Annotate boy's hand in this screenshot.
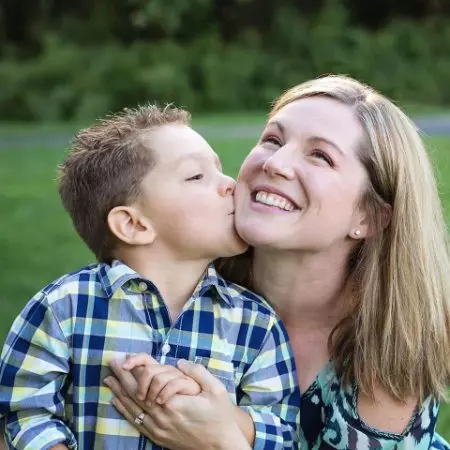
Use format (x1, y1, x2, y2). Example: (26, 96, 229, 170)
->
(121, 353, 201, 406)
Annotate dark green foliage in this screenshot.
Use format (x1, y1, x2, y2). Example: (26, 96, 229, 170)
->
(0, 1, 449, 119)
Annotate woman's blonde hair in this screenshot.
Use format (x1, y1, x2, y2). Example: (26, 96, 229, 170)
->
(220, 75, 450, 403)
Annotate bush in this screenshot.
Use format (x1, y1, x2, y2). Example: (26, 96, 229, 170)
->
(1, 6, 450, 121)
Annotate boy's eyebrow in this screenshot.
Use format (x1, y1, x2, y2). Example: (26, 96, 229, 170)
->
(174, 152, 222, 168)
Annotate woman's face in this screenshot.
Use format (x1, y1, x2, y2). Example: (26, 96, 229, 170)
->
(235, 97, 369, 252)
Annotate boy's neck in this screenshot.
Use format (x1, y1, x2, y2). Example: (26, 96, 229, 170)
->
(116, 247, 211, 321)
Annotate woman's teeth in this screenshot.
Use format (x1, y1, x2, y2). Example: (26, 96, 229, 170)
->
(255, 191, 295, 211)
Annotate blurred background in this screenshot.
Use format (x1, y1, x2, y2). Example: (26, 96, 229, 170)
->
(2, 0, 450, 120)
(0, 0, 450, 438)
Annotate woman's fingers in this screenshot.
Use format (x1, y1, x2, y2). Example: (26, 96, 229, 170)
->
(111, 396, 143, 428)
(106, 368, 249, 450)
(103, 374, 149, 415)
(104, 374, 129, 398)
(177, 360, 227, 395)
(110, 395, 160, 443)
(106, 375, 171, 444)
(108, 359, 139, 398)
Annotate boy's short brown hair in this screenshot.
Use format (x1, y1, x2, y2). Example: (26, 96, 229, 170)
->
(58, 104, 190, 262)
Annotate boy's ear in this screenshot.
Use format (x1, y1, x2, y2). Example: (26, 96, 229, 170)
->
(107, 206, 156, 246)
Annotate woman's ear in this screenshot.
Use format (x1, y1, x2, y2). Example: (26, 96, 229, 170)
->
(349, 202, 392, 240)
(107, 206, 156, 246)
(379, 202, 392, 230)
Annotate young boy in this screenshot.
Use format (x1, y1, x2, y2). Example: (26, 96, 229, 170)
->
(0, 105, 300, 449)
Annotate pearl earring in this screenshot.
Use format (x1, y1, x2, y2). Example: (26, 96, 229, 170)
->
(354, 229, 361, 236)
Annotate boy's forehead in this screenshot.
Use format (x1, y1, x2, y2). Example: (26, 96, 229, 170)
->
(142, 124, 218, 164)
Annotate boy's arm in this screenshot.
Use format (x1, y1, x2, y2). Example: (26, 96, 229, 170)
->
(0, 292, 76, 450)
(233, 406, 256, 447)
(237, 314, 301, 450)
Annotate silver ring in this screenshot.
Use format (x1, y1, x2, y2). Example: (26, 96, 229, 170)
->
(134, 412, 146, 425)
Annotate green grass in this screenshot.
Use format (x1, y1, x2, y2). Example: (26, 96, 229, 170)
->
(0, 112, 267, 136)
(0, 132, 449, 438)
(1, 102, 449, 136)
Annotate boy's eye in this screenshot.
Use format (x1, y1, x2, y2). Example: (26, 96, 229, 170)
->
(186, 174, 204, 181)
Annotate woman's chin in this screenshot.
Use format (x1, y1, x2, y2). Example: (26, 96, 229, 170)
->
(235, 223, 277, 248)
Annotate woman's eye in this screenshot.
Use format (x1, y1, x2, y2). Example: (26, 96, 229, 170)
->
(262, 135, 282, 146)
(312, 150, 333, 166)
(186, 174, 204, 181)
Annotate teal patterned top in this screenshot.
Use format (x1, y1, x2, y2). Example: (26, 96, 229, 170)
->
(300, 361, 450, 449)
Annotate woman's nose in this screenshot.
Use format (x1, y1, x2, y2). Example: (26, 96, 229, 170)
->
(262, 150, 296, 180)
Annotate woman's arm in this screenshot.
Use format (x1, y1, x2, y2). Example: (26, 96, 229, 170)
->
(105, 359, 251, 450)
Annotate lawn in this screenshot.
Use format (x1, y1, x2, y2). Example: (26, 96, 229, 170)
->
(0, 129, 449, 438)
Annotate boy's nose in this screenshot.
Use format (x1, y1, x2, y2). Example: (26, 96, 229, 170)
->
(219, 175, 236, 196)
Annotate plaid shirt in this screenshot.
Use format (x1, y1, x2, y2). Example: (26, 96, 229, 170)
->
(0, 261, 300, 450)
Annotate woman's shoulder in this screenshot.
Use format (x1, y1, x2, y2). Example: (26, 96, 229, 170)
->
(300, 361, 449, 449)
(432, 434, 450, 450)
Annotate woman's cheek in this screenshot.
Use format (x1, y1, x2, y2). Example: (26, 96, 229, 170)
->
(237, 147, 266, 180)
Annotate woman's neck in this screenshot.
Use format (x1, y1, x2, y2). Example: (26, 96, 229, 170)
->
(252, 247, 351, 392)
(252, 247, 349, 330)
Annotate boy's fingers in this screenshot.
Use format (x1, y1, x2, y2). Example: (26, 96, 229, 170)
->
(122, 353, 157, 370)
(135, 365, 173, 401)
(177, 360, 227, 395)
(133, 364, 183, 401)
(146, 371, 184, 405)
(130, 365, 146, 380)
(156, 378, 201, 404)
(135, 371, 152, 401)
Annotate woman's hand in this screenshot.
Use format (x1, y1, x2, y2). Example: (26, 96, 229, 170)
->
(105, 359, 251, 450)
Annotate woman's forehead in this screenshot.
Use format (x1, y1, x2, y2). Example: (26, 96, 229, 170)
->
(269, 97, 363, 152)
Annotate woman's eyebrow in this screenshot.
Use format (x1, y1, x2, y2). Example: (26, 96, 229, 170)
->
(265, 121, 345, 156)
(265, 120, 285, 134)
(309, 136, 345, 156)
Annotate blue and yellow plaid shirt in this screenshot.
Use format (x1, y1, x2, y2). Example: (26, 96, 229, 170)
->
(0, 261, 300, 450)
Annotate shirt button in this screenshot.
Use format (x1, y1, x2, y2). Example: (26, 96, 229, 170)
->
(161, 343, 171, 355)
(138, 281, 147, 292)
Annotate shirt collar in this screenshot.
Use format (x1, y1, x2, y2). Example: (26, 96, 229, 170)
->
(99, 260, 144, 298)
(99, 260, 234, 306)
(199, 263, 234, 307)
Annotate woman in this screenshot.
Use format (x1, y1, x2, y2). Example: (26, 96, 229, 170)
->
(105, 75, 450, 448)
